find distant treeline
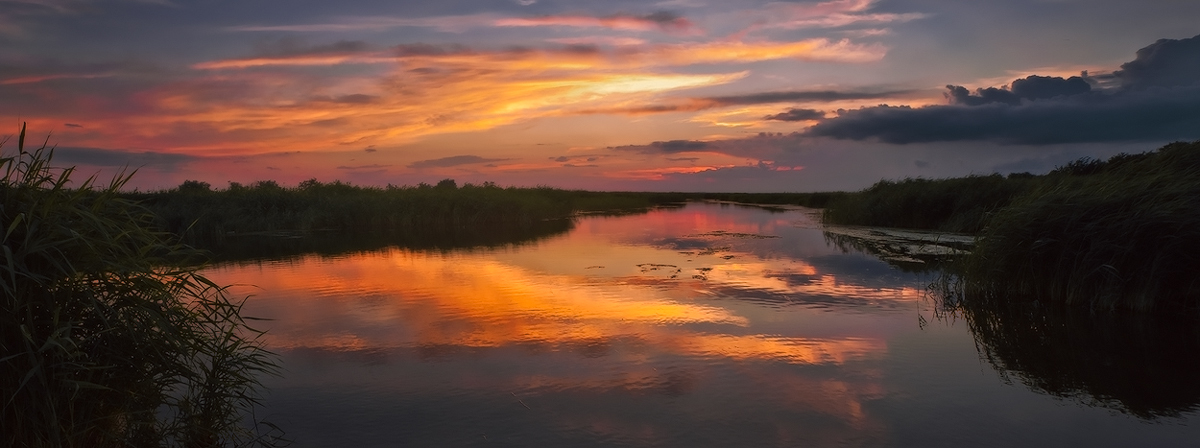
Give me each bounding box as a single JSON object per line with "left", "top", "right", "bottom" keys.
{"left": 129, "top": 179, "right": 642, "bottom": 243}
{"left": 128, "top": 178, "right": 843, "bottom": 248}
{"left": 829, "top": 141, "right": 1200, "bottom": 312}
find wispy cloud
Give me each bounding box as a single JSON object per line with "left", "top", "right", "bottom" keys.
{"left": 495, "top": 11, "right": 700, "bottom": 34}
{"left": 194, "top": 38, "right": 885, "bottom": 71}
{"left": 408, "top": 155, "right": 509, "bottom": 169}
{"left": 575, "top": 88, "right": 912, "bottom": 115}
{"left": 229, "top": 11, "right": 700, "bottom": 34}
{"left": 760, "top": 0, "right": 927, "bottom": 30}
{"left": 228, "top": 14, "right": 499, "bottom": 33}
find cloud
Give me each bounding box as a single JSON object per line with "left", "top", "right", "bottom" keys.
{"left": 808, "top": 87, "right": 1200, "bottom": 144}
{"left": 191, "top": 40, "right": 387, "bottom": 69}
{"left": 494, "top": 11, "right": 699, "bottom": 34}
{"left": 764, "top": 108, "right": 825, "bottom": 121}
{"left": 652, "top": 140, "right": 708, "bottom": 153}
{"left": 1113, "top": 33, "right": 1200, "bottom": 89}
{"left": 52, "top": 146, "right": 198, "bottom": 170}
{"left": 705, "top": 89, "right": 909, "bottom": 105}
{"left": 805, "top": 34, "right": 1200, "bottom": 145}
{"left": 0, "top": 59, "right": 160, "bottom": 85}
{"left": 613, "top": 133, "right": 804, "bottom": 159}
{"left": 945, "top": 75, "right": 1091, "bottom": 106}
{"left": 227, "top": 14, "right": 498, "bottom": 33}
{"left": 337, "top": 164, "right": 391, "bottom": 170}
{"left": 758, "top": 0, "right": 927, "bottom": 30}
{"left": 195, "top": 38, "right": 884, "bottom": 71}
{"left": 577, "top": 88, "right": 911, "bottom": 115}
{"left": 408, "top": 155, "right": 509, "bottom": 169}
{"left": 230, "top": 11, "right": 701, "bottom": 35}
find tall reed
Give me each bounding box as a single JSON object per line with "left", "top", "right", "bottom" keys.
{"left": 1, "top": 124, "right": 281, "bottom": 447}
{"left": 961, "top": 141, "right": 1200, "bottom": 311}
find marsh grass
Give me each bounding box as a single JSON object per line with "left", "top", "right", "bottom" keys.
{"left": 823, "top": 174, "right": 1036, "bottom": 233}
{"left": 1, "top": 125, "right": 281, "bottom": 447}
{"left": 962, "top": 141, "right": 1200, "bottom": 311}
{"left": 825, "top": 141, "right": 1200, "bottom": 311}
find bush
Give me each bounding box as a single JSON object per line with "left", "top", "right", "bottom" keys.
{"left": 1, "top": 125, "right": 281, "bottom": 447}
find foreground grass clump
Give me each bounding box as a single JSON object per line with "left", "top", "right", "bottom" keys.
{"left": 962, "top": 141, "right": 1200, "bottom": 311}
{"left": 1, "top": 126, "right": 280, "bottom": 447}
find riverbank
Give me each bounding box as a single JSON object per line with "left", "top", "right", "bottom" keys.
{"left": 823, "top": 140, "right": 1200, "bottom": 312}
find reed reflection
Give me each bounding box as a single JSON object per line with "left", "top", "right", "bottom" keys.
{"left": 936, "top": 290, "right": 1200, "bottom": 418}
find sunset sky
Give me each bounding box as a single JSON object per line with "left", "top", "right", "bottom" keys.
{"left": 3, "top": 0, "right": 1199, "bottom": 191}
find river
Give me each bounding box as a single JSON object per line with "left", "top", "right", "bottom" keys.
{"left": 204, "top": 201, "right": 1200, "bottom": 447}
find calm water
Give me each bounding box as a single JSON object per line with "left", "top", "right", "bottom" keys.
{"left": 205, "top": 202, "right": 1200, "bottom": 447}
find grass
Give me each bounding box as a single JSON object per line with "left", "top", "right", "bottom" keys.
{"left": 823, "top": 173, "right": 1038, "bottom": 233}
{"left": 2, "top": 125, "right": 282, "bottom": 447}
{"left": 961, "top": 141, "right": 1200, "bottom": 311}
{"left": 824, "top": 141, "right": 1200, "bottom": 312}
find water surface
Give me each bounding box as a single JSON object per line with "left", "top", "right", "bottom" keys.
{"left": 205, "top": 202, "right": 1200, "bottom": 447}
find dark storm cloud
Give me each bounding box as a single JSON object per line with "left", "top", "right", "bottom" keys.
{"left": 806, "top": 34, "right": 1200, "bottom": 145}
{"left": 764, "top": 108, "right": 825, "bottom": 121}
{"left": 807, "top": 87, "right": 1200, "bottom": 144}
{"left": 52, "top": 146, "right": 198, "bottom": 170}
{"left": 944, "top": 75, "right": 1091, "bottom": 106}
{"left": 1114, "top": 34, "right": 1200, "bottom": 89}
{"left": 407, "top": 155, "right": 508, "bottom": 169}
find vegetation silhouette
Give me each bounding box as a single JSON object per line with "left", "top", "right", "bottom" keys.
{"left": 825, "top": 140, "right": 1200, "bottom": 311}
{"left": 1, "top": 125, "right": 282, "bottom": 447}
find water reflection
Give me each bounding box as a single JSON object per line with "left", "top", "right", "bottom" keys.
{"left": 204, "top": 202, "right": 1200, "bottom": 447}
{"left": 201, "top": 218, "right": 575, "bottom": 262}
{"left": 943, "top": 294, "right": 1200, "bottom": 418}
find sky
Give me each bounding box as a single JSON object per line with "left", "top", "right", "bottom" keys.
{"left": 3, "top": 0, "right": 1199, "bottom": 192}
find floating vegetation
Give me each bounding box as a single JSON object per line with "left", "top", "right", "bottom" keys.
{"left": 821, "top": 226, "right": 972, "bottom": 268}
{"left": 696, "top": 246, "right": 732, "bottom": 256}
{"left": 637, "top": 263, "right": 680, "bottom": 272}
{"left": 687, "top": 230, "right": 780, "bottom": 239}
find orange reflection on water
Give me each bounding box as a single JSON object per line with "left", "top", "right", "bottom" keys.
{"left": 210, "top": 249, "right": 888, "bottom": 367}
